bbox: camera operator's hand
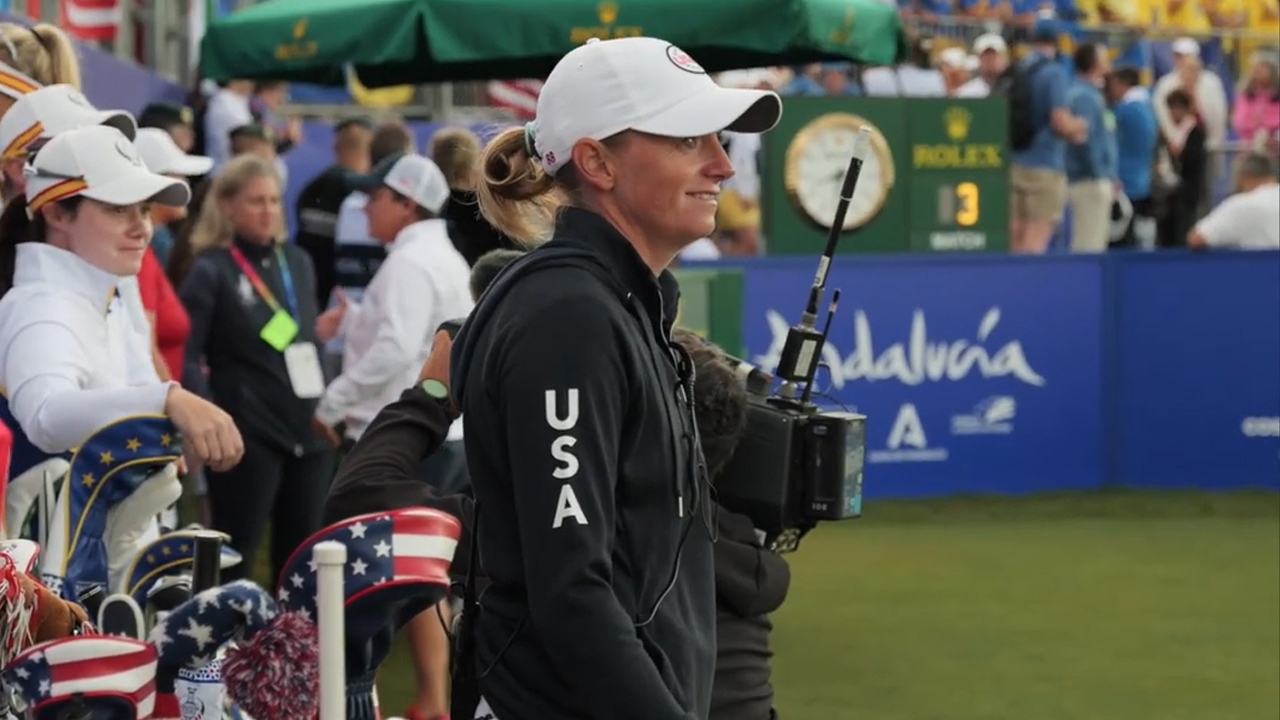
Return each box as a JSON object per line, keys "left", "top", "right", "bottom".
{"left": 164, "top": 386, "right": 244, "bottom": 472}
{"left": 315, "top": 289, "right": 348, "bottom": 343}
{"left": 417, "top": 330, "right": 453, "bottom": 386}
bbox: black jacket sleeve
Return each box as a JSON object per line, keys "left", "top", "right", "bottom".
{"left": 495, "top": 293, "right": 696, "bottom": 720}
{"left": 714, "top": 507, "right": 791, "bottom": 618}
{"left": 324, "top": 386, "right": 476, "bottom": 582}
{"left": 177, "top": 255, "right": 220, "bottom": 398}
{"left": 324, "top": 386, "right": 455, "bottom": 523}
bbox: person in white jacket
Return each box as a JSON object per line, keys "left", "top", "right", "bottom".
{"left": 1153, "top": 38, "right": 1229, "bottom": 214}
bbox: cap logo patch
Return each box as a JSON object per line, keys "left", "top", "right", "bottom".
{"left": 66, "top": 91, "right": 93, "bottom": 109}
{"left": 115, "top": 137, "right": 143, "bottom": 167}
{"left": 666, "top": 45, "right": 705, "bottom": 74}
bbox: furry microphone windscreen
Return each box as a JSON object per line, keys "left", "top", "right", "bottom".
{"left": 222, "top": 610, "right": 320, "bottom": 720}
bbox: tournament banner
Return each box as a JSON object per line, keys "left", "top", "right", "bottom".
{"left": 739, "top": 256, "right": 1106, "bottom": 500}
{"left": 1113, "top": 252, "right": 1280, "bottom": 490}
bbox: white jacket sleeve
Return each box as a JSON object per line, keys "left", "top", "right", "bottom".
{"left": 315, "top": 260, "right": 434, "bottom": 427}
{"left": 4, "top": 322, "right": 173, "bottom": 453}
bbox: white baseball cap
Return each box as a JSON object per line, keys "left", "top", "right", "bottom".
{"left": 528, "top": 37, "right": 782, "bottom": 176}
{"left": 939, "top": 47, "right": 969, "bottom": 69}
{"left": 25, "top": 125, "right": 191, "bottom": 215}
{"left": 134, "top": 127, "right": 213, "bottom": 177}
{"left": 352, "top": 152, "right": 449, "bottom": 214}
{"left": 0, "top": 84, "right": 137, "bottom": 161}
{"left": 1172, "top": 37, "right": 1200, "bottom": 57}
{"left": 974, "top": 33, "right": 1008, "bottom": 55}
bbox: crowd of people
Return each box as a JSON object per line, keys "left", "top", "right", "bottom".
{"left": 0, "top": 15, "right": 810, "bottom": 720}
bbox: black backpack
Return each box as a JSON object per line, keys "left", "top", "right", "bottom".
{"left": 993, "top": 56, "right": 1050, "bottom": 152}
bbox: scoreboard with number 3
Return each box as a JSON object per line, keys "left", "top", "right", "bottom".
{"left": 906, "top": 99, "right": 1010, "bottom": 253}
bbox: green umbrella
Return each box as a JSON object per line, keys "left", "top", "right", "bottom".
{"left": 200, "top": 0, "right": 908, "bottom": 87}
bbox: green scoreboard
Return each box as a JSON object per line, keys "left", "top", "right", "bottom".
{"left": 762, "top": 96, "right": 1010, "bottom": 255}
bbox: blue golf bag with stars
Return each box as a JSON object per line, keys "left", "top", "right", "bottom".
{"left": 37, "top": 415, "right": 183, "bottom": 602}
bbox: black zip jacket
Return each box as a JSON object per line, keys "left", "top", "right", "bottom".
{"left": 442, "top": 188, "right": 521, "bottom": 266}
{"left": 294, "top": 165, "right": 356, "bottom": 305}
{"left": 711, "top": 505, "right": 790, "bottom": 720}
{"left": 179, "top": 237, "right": 328, "bottom": 457}
{"left": 451, "top": 207, "right": 716, "bottom": 720}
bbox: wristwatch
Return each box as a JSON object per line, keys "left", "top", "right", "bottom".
{"left": 419, "top": 378, "right": 450, "bottom": 402}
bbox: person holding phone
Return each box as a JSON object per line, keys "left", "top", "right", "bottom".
{"left": 313, "top": 152, "right": 474, "bottom": 493}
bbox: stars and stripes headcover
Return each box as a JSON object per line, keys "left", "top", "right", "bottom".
{"left": 0, "top": 635, "right": 156, "bottom": 719}
{"left": 38, "top": 416, "right": 183, "bottom": 601}
{"left": 150, "top": 580, "right": 319, "bottom": 720}
{"left": 275, "top": 508, "right": 460, "bottom": 717}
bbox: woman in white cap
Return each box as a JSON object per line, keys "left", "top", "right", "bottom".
{"left": 0, "top": 125, "right": 243, "bottom": 481}
{"left": 450, "top": 36, "right": 780, "bottom": 720}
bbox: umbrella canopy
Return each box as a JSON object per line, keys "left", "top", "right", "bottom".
{"left": 199, "top": 0, "right": 908, "bottom": 87}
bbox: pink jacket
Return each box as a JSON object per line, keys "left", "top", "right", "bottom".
{"left": 1233, "top": 91, "right": 1280, "bottom": 144}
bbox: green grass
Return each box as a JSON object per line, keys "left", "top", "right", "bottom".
{"left": 256, "top": 490, "right": 1280, "bottom": 719}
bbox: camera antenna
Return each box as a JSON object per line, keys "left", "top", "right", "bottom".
{"left": 801, "top": 289, "right": 840, "bottom": 405}
{"left": 775, "top": 127, "right": 872, "bottom": 401}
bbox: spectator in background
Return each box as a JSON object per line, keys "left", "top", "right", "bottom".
{"left": 1159, "top": 89, "right": 1208, "bottom": 247}
{"left": 203, "top": 79, "right": 255, "bottom": 171}
{"left": 1153, "top": 39, "right": 1228, "bottom": 211}
{"left": 229, "top": 123, "right": 278, "bottom": 164}
{"left": 939, "top": 48, "right": 972, "bottom": 96}
{"left": 780, "top": 64, "right": 825, "bottom": 96}
{"left": 332, "top": 122, "right": 416, "bottom": 302}
{"left": 180, "top": 154, "right": 334, "bottom": 583}
{"left": 138, "top": 102, "right": 198, "bottom": 154}
{"left": 1107, "top": 66, "right": 1160, "bottom": 249}
{"left": 820, "top": 64, "right": 863, "bottom": 96}
{"left": 956, "top": 34, "right": 1009, "bottom": 98}
{"left": 1065, "top": 43, "right": 1118, "bottom": 253}
{"left": 135, "top": 128, "right": 214, "bottom": 268}
{"left": 295, "top": 117, "right": 374, "bottom": 306}
{"left": 431, "top": 127, "right": 520, "bottom": 266}
{"left": 250, "top": 81, "right": 304, "bottom": 158}
{"left": 1232, "top": 52, "right": 1280, "bottom": 151}
{"left": 863, "top": 36, "right": 947, "bottom": 97}
{"left": 1009, "top": 24, "right": 1088, "bottom": 253}
{"left": 1188, "top": 152, "right": 1280, "bottom": 249}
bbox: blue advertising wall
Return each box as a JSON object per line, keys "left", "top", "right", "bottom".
{"left": 697, "top": 250, "right": 1280, "bottom": 500}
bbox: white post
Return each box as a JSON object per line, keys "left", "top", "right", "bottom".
{"left": 314, "top": 540, "right": 347, "bottom": 720}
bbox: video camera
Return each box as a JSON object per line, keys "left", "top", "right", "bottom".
{"left": 714, "top": 130, "right": 873, "bottom": 554}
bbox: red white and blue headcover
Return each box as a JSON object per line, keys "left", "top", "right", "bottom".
{"left": 1, "top": 636, "right": 156, "bottom": 718}
{"left": 275, "top": 508, "right": 460, "bottom": 719}
{"left": 151, "top": 580, "right": 318, "bottom": 720}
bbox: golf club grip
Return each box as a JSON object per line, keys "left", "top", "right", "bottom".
{"left": 190, "top": 532, "right": 222, "bottom": 593}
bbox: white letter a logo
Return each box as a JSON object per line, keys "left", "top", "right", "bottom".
{"left": 551, "top": 483, "right": 588, "bottom": 528}
{"left": 887, "top": 403, "right": 928, "bottom": 450}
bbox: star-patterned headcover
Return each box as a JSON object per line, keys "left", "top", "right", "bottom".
{"left": 38, "top": 416, "right": 183, "bottom": 601}
{"left": 151, "top": 580, "right": 319, "bottom": 720}
{"left": 275, "top": 508, "right": 460, "bottom": 720}
{"left": 0, "top": 635, "right": 157, "bottom": 719}
{"left": 121, "top": 528, "right": 241, "bottom": 605}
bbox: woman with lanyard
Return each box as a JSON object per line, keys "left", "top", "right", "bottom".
{"left": 179, "top": 153, "right": 333, "bottom": 583}
{"left": 449, "top": 37, "right": 780, "bottom": 720}
{"left": 0, "top": 124, "right": 244, "bottom": 519}
{"left": 0, "top": 22, "right": 81, "bottom": 203}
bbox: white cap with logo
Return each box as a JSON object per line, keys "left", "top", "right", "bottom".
{"left": 527, "top": 37, "right": 782, "bottom": 176}
{"left": 1171, "top": 37, "right": 1200, "bottom": 57}
{"left": 24, "top": 125, "right": 191, "bottom": 215}
{"left": 354, "top": 152, "right": 450, "bottom": 214}
{"left": 134, "top": 127, "right": 214, "bottom": 177}
{"left": 0, "top": 84, "right": 137, "bottom": 161}
{"left": 974, "top": 33, "right": 1008, "bottom": 55}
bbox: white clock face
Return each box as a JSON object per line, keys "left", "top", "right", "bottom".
{"left": 791, "top": 123, "right": 891, "bottom": 230}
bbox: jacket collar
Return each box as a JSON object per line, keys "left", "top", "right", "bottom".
{"left": 388, "top": 218, "right": 449, "bottom": 254}
{"left": 13, "top": 242, "right": 120, "bottom": 314}
{"left": 551, "top": 207, "right": 681, "bottom": 336}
